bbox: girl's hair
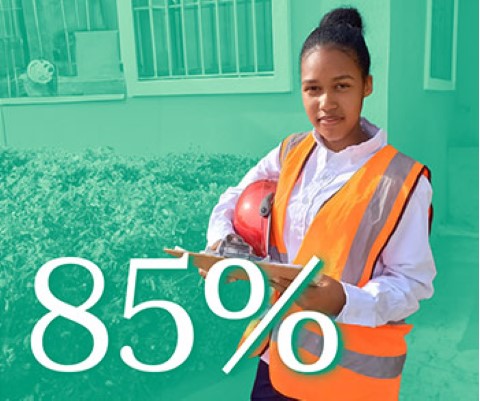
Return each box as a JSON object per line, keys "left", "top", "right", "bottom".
{"left": 300, "top": 7, "right": 371, "bottom": 78}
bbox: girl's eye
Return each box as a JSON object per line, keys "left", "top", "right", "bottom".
{"left": 335, "top": 83, "right": 350, "bottom": 90}
{"left": 305, "top": 86, "right": 321, "bottom": 93}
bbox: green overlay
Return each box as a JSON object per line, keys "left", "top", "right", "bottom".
{"left": 0, "top": 1, "right": 478, "bottom": 400}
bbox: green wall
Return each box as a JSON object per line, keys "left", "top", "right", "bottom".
{"left": 451, "top": 0, "right": 478, "bottom": 148}
{"left": 388, "top": 0, "right": 478, "bottom": 227}
{"left": 448, "top": 0, "right": 478, "bottom": 230}
{"left": 1, "top": 0, "right": 390, "bottom": 158}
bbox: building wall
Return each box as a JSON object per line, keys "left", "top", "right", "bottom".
{"left": 387, "top": 0, "right": 478, "bottom": 227}
{"left": 1, "top": 0, "right": 390, "bottom": 158}
{"left": 450, "top": 0, "right": 478, "bottom": 148}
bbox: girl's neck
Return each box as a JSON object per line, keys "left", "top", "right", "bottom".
{"left": 322, "top": 124, "right": 369, "bottom": 153}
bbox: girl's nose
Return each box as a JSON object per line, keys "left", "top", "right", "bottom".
{"left": 319, "top": 93, "right": 337, "bottom": 111}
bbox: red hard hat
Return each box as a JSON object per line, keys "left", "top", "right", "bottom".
{"left": 233, "top": 179, "right": 277, "bottom": 258}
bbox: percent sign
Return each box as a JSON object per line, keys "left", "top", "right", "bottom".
{"left": 204, "top": 256, "right": 339, "bottom": 374}
{"left": 30, "top": 254, "right": 338, "bottom": 373}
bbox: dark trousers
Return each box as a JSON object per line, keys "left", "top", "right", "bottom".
{"left": 250, "top": 360, "right": 298, "bottom": 401}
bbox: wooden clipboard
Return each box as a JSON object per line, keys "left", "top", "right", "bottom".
{"left": 164, "top": 248, "right": 303, "bottom": 282}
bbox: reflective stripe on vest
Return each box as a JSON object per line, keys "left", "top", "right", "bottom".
{"left": 269, "top": 245, "right": 289, "bottom": 264}
{"left": 341, "top": 151, "right": 417, "bottom": 285}
{"left": 272, "top": 325, "right": 406, "bottom": 379}
{"left": 279, "top": 132, "right": 309, "bottom": 166}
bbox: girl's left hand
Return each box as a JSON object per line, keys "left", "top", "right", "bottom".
{"left": 270, "top": 275, "right": 346, "bottom": 316}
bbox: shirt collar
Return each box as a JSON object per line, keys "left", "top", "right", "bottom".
{"left": 312, "top": 117, "right": 387, "bottom": 165}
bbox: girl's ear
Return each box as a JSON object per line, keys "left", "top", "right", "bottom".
{"left": 363, "top": 75, "right": 373, "bottom": 97}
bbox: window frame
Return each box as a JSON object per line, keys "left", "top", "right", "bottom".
{"left": 423, "top": 0, "right": 458, "bottom": 91}
{"left": 117, "top": 0, "right": 292, "bottom": 96}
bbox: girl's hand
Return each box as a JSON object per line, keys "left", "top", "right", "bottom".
{"left": 197, "top": 267, "right": 238, "bottom": 283}
{"left": 270, "top": 274, "right": 346, "bottom": 316}
{"left": 198, "top": 238, "right": 238, "bottom": 282}
{"left": 209, "top": 239, "right": 222, "bottom": 251}
{"left": 198, "top": 239, "right": 222, "bottom": 279}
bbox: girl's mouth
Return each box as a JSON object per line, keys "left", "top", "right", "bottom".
{"left": 318, "top": 116, "right": 343, "bottom": 126}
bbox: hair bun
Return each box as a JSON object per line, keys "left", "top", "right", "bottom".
{"left": 319, "top": 7, "right": 364, "bottom": 34}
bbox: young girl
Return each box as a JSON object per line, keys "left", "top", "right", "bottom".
{"left": 205, "top": 7, "right": 436, "bottom": 401}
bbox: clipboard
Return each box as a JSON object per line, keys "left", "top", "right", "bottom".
{"left": 163, "top": 248, "right": 303, "bottom": 282}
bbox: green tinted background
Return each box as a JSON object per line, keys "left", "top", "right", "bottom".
{"left": 0, "top": 0, "right": 478, "bottom": 400}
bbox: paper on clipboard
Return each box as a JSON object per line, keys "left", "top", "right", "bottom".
{"left": 163, "top": 247, "right": 304, "bottom": 282}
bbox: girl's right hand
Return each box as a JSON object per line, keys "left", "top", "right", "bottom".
{"left": 209, "top": 239, "right": 222, "bottom": 251}
{"left": 198, "top": 266, "right": 237, "bottom": 283}
{"left": 198, "top": 238, "right": 238, "bottom": 283}
{"left": 198, "top": 239, "right": 222, "bottom": 278}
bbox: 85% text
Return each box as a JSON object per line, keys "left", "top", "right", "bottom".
{"left": 31, "top": 254, "right": 339, "bottom": 374}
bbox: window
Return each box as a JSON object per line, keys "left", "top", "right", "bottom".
{"left": 0, "top": 0, "right": 291, "bottom": 101}
{"left": 117, "top": 0, "right": 291, "bottom": 96}
{"left": 0, "top": 0, "right": 125, "bottom": 101}
{"left": 424, "top": 0, "right": 458, "bottom": 90}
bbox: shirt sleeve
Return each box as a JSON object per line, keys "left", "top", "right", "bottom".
{"left": 335, "top": 175, "right": 436, "bottom": 327}
{"left": 206, "top": 144, "right": 282, "bottom": 247}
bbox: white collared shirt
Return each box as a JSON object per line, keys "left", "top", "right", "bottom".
{"left": 207, "top": 118, "right": 436, "bottom": 328}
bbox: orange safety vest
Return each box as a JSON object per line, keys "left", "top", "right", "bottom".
{"left": 241, "top": 132, "right": 432, "bottom": 401}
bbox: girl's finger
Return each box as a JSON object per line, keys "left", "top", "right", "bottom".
{"left": 269, "top": 280, "right": 288, "bottom": 293}
{"left": 226, "top": 275, "right": 238, "bottom": 283}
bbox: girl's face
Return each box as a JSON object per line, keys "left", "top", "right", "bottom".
{"left": 301, "top": 46, "right": 373, "bottom": 152}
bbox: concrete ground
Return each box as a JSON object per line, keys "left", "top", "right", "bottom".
{"left": 402, "top": 232, "right": 478, "bottom": 401}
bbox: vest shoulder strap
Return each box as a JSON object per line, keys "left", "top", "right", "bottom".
{"left": 421, "top": 165, "right": 434, "bottom": 233}
{"left": 279, "top": 132, "right": 310, "bottom": 167}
